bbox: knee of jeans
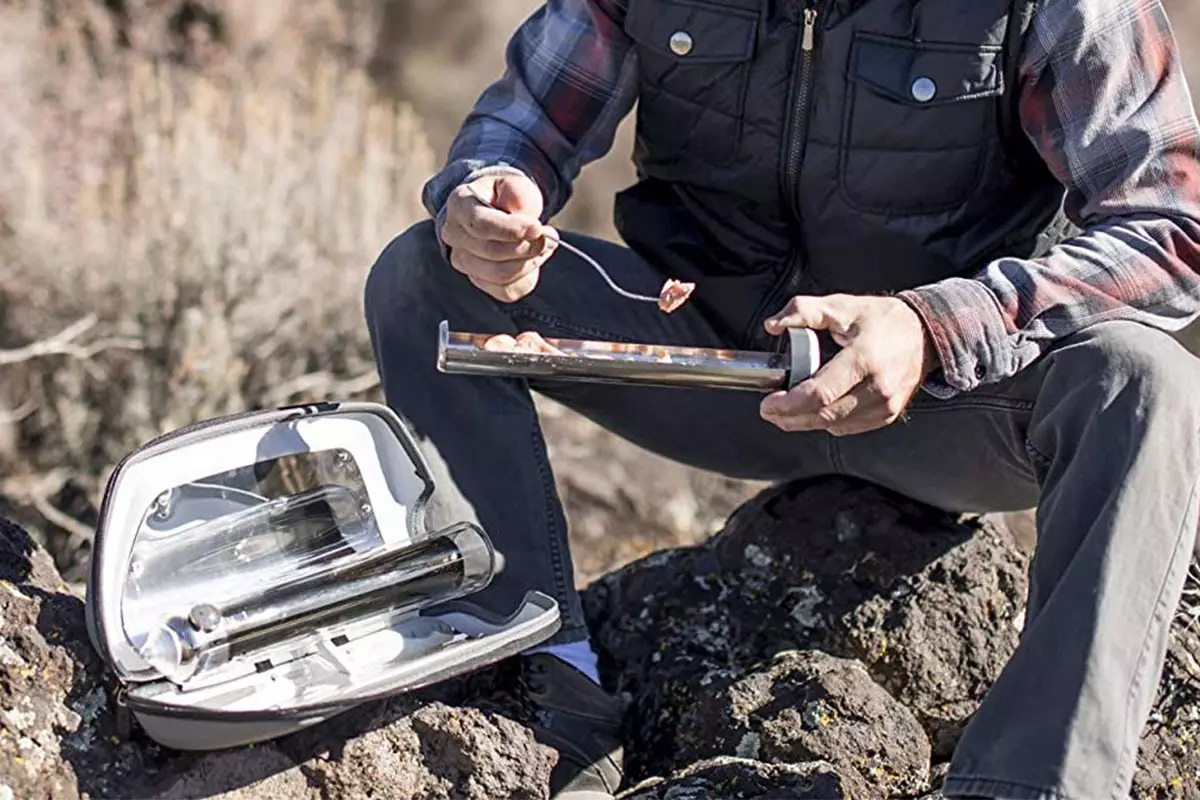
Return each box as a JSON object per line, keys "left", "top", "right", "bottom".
{"left": 1054, "top": 321, "right": 1200, "bottom": 424}
{"left": 363, "top": 219, "right": 450, "bottom": 334}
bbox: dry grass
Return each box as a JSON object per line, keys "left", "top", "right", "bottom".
{"left": 0, "top": 2, "right": 433, "bottom": 578}
{"left": 0, "top": 0, "right": 1197, "bottom": 593}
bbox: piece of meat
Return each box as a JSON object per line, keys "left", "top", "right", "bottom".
{"left": 482, "top": 332, "right": 564, "bottom": 355}
{"left": 658, "top": 279, "right": 696, "bottom": 314}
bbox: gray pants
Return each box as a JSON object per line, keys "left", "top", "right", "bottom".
{"left": 364, "top": 220, "right": 1200, "bottom": 800}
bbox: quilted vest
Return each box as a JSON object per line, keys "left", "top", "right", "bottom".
{"left": 612, "top": 0, "right": 1072, "bottom": 349}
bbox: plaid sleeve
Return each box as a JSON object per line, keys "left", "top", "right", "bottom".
{"left": 900, "top": 0, "right": 1200, "bottom": 397}
{"left": 420, "top": 0, "right": 638, "bottom": 241}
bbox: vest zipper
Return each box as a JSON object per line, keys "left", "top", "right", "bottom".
{"left": 745, "top": 2, "right": 823, "bottom": 350}
{"left": 784, "top": 5, "right": 820, "bottom": 220}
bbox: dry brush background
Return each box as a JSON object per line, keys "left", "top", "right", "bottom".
{"left": 0, "top": 0, "right": 1197, "bottom": 593}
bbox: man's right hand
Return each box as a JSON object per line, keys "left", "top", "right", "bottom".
{"left": 441, "top": 173, "right": 557, "bottom": 303}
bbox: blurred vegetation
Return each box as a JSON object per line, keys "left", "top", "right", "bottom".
{"left": 0, "top": 0, "right": 435, "bottom": 579}
{"left": 0, "top": 0, "right": 1196, "bottom": 584}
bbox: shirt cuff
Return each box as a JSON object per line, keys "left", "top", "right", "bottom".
{"left": 897, "top": 277, "right": 1016, "bottom": 397}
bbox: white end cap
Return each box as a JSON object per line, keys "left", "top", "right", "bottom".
{"left": 786, "top": 328, "right": 820, "bottom": 389}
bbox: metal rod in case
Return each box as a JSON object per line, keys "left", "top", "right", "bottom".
{"left": 435, "top": 321, "right": 820, "bottom": 393}
{"left": 135, "top": 523, "right": 492, "bottom": 684}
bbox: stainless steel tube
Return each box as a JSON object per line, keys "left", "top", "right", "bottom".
{"left": 436, "top": 320, "right": 795, "bottom": 392}
{"left": 137, "top": 523, "right": 492, "bottom": 683}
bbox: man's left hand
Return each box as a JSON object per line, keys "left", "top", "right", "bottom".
{"left": 760, "top": 294, "right": 938, "bottom": 436}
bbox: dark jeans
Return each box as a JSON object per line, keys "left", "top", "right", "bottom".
{"left": 364, "top": 219, "right": 1200, "bottom": 800}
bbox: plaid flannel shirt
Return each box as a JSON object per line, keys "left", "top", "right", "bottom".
{"left": 422, "top": 0, "right": 1200, "bottom": 396}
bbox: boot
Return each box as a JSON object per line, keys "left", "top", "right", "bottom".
{"left": 520, "top": 653, "right": 625, "bottom": 799}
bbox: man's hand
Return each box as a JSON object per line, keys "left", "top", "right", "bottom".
{"left": 759, "top": 295, "right": 938, "bottom": 436}
{"left": 441, "top": 173, "right": 557, "bottom": 303}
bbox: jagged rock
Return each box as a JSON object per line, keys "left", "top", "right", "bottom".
{"left": 583, "top": 476, "right": 1200, "bottom": 797}
{"left": 837, "top": 517, "right": 1027, "bottom": 758}
{"left": 1133, "top": 623, "right": 1200, "bottom": 799}
{"left": 668, "top": 651, "right": 929, "bottom": 796}
{"left": 3, "top": 475, "right": 1198, "bottom": 799}
{"left": 583, "top": 477, "right": 1026, "bottom": 792}
{"left": 149, "top": 702, "right": 554, "bottom": 800}
{"left": 616, "top": 756, "right": 853, "bottom": 800}
{"left": 0, "top": 517, "right": 154, "bottom": 800}
{"left": 0, "top": 518, "right": 556, "bottom": 800}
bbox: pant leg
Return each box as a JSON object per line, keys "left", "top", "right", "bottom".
{"left": 833, "top": 320, "right": 1200, "bottom": 800}
{"left": 363, "top": 220, "right": 835, "bottom": 645}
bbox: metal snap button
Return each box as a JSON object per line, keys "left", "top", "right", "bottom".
{"left": 911, "top": 77, "right": 937, "bottom": 103}
{"left": 669, "top": 31, "right": 694, "bottom": 56}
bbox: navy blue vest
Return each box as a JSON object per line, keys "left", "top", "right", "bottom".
{"left": 613, "top": 0, "right": 1071, "bottom": 349}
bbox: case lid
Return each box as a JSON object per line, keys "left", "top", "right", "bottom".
{"left": 86, "top": 402, "right": 497, "bottom": 686}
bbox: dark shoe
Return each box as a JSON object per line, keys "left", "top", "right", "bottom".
{"left": 520, "top": 653, "right": 625, "bottom": 799}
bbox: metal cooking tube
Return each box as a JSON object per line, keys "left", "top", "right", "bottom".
{"left": 136, "top": 523, "right": 492, "bottom": 683}
{"left": 436, "top": 320, "right": 792, "bottom": 393}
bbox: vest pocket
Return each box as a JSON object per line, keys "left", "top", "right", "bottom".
{"left": 838, "top": 33, "right": 1004, "bottom": 215}
{"left": 624, "top": 0, "right": 758, "bottom": 167}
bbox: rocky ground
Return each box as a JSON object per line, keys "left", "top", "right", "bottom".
{"left": 2, "top": 478, "right": 1197, "bottom": 800}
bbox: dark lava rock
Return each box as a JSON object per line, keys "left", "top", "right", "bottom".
{"left": 0, "top": 517, "right": 556, "bottom": 800}
{"left": 0, "top": 517, "right": 156, "bottom": 800}
{"left": 583, "top": 477, "right": 1027, "bottom": 791}
{"left": 1133, "top": 618, "right": 1200, "bottom": 799}
{"left": 151, "top": 702, "right": 554, "bottom": 800}
{"left": 583, "top": 476, "right": 1200, "bottom": 798}
{"left": 837, "top": 518, "right": 1027, "bottom": 758}
{"left": 617, "top": 756, "right": 852, "bottom": 800}
{"left": 670, "top": 651, "right": 929, "bottom": 796}
{"left": 4, "top": 475, "right": 1198, "bottom": 799}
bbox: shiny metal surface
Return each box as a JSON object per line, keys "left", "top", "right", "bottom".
{"left": 436, "top": 321, "right": 791, "bottom": 392}
{"left": 669, "top": 31, "right": 694, "bottom": 56}
{"left": 138, "top": 526, "right": 487, "bottom": 683}
{"left": 911, "top": 76, "right": 937, "bottom": 102}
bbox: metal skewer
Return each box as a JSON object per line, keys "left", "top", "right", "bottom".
{"left": 462, "top": 183, "right": 662, "bottom": 305}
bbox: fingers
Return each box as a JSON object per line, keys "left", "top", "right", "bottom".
{"left": 446, "top": 189, "right": 544, "bottom": 243}
{"left": 760, "top": 375, "right": 911, "bottom": 436}
{"left": 760, "top": 294, "right": 927, "bottom": 437}
{"left": 442, "top": 221, "right": 552, "bottom": 261}
{"left": 492, "top": 174, "right": 547, "bottom": 218}
{"left": 764, "top": 295, "right": 856, "bottom": 337}
{"left": 759, "top": 345, "right": 908, "bottom": 436}
{"left": 449, "top": 240, "right": 556, "bottom": 285}
{"left": 762, "top": 383, "right": 875, "bottom": 432}
{"left": 762, "top": 382, "right": 899, "bottom": 435}
{"left": 443, "top": 176, "right": 556, "bottom": 303}
{"left": 760, "top": 348, "right": 867, "bottom": 418}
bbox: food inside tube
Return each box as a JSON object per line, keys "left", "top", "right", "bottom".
{"left": 481, "top": 331, "right": 706, "bottom": 364}
{"left": 658, "top": 279, "right": 695, "bottom": 314}
{"left": 482, "top": 331, "right": 564, "bottom": 355}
